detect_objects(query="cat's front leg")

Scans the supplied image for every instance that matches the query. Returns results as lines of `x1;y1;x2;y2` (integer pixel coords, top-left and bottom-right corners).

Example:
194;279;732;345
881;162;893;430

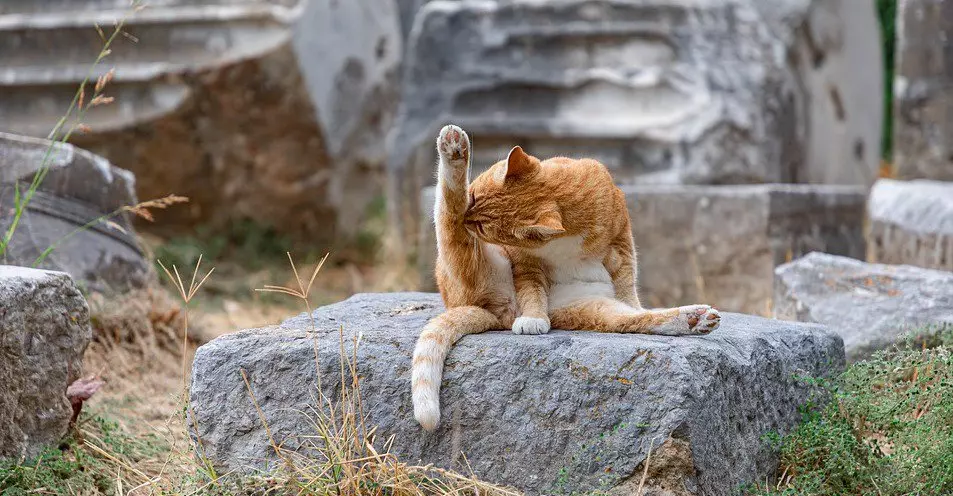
434;125;473;250
510;251;551;335
436;124;470;211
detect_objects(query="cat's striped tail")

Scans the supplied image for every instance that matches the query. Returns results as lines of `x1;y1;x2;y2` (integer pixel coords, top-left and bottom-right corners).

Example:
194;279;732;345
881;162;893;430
411;306;500;431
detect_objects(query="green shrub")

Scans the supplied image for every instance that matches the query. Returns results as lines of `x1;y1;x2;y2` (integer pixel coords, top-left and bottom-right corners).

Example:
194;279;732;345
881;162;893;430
757;326;953;495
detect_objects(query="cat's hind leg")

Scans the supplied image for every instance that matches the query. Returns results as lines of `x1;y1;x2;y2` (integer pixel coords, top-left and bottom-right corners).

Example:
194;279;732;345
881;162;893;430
550;297;720;336
601;214;642;309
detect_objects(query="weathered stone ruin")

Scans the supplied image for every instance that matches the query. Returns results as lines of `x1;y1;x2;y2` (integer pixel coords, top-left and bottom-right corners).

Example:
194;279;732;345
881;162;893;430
0;266;92;460
775;252;953;361
868;178;953;271
391;0;883;254
894;0;953;181
0;132;150;293
0;0;402;242
190;292;844;496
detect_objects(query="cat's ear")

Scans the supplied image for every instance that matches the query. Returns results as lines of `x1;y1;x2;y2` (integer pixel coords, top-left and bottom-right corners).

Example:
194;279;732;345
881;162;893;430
497;146;539;182
515;210;565;241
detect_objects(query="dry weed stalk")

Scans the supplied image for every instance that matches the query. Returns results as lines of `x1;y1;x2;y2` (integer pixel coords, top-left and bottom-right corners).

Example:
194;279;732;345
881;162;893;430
243;253;519;496
157;255;215;384
34;195;190;267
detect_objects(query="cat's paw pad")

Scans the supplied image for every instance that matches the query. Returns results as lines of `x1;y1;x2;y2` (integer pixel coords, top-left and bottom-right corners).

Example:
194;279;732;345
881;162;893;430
437;124;469;164
512;316;551;335
681;305;720;335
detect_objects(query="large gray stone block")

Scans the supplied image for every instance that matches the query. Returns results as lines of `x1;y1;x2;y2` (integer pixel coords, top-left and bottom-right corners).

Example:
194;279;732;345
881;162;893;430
0;132;150;293
867;178;953;271
419;184;867;314
190;292;845;496
774;252;953;361
388;0;882;246
894;0;953;181
0;266;91;460
0;0;401;241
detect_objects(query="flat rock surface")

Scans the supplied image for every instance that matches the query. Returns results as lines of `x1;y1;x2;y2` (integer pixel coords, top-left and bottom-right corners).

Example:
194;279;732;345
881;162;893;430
191;292;844;495
775;252;953;361
0;266;91;460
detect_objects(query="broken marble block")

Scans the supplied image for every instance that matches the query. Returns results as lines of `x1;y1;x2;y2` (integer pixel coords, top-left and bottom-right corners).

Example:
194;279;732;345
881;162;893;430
0;266;91;460
387;0;883;247
893;0;953;181
419;184;867;314
867;179;953;271
189;292;845;495
775;252;953;361
0;132;150;293
0;0;402;242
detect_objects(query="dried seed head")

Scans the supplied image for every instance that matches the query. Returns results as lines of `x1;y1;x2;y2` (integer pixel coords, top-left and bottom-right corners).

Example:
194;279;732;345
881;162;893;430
89;95;115;107
95;69;116;93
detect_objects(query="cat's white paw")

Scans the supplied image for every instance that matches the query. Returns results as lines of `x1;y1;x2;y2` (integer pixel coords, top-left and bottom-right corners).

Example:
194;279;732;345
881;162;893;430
656;305;720;336
437;124;469;165
512;316;551;335
681;305;720;335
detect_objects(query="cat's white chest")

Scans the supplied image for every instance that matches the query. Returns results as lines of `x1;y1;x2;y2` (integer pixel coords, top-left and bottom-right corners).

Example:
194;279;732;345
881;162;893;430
484;242;515;289
530;236;614;309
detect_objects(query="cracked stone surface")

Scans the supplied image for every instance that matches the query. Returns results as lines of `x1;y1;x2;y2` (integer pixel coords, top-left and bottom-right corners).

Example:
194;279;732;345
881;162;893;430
190;292;844;495
0;266;91;460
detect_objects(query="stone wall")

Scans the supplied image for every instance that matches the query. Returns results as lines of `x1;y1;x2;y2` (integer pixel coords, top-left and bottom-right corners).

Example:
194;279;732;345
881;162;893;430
868;178;953;270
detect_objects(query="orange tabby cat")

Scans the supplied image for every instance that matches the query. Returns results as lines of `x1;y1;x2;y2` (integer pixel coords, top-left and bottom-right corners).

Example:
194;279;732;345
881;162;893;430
411;125;720;431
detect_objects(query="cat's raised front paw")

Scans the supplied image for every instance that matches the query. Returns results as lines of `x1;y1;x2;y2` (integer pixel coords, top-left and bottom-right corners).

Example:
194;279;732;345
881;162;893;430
512;316;551;335
437;124;470;165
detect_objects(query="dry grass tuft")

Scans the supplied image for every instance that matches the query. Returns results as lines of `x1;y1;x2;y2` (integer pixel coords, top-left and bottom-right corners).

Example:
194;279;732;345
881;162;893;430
87;287;186;356
217;254;522;496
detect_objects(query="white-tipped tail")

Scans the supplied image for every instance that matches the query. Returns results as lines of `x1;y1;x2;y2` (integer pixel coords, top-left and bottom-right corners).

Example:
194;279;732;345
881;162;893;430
410;306;500;431
412;321;450;431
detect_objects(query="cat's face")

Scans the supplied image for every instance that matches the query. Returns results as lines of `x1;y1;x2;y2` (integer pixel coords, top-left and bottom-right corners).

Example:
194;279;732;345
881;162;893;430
464;146;565;248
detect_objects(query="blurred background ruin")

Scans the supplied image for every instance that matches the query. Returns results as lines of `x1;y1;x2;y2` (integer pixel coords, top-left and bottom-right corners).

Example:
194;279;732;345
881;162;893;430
0;0;917;321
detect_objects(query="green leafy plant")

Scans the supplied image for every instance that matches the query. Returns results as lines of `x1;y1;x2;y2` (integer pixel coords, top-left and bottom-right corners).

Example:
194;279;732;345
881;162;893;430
756;326;953;495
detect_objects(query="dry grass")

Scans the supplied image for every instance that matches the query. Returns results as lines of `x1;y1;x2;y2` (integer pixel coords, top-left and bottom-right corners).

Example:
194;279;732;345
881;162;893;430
11;254;520;496
231;254;520;495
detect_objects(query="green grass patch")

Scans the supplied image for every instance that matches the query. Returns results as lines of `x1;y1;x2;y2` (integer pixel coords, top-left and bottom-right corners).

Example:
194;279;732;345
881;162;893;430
0;415;167;495
756;325;953;495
